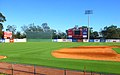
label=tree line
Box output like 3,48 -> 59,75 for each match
0,12 -> 120,39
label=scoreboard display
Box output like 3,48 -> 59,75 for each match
74,30 -> 80,35
67,27 -> 88,40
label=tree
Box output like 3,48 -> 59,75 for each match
21,23 -> 52,34
0,23 -> 3,30
51,29 -> 57,39
36,25 -> 43,32
21,23 -> 44,34
0,12 -> 6,22
0,12 -> 6,38
90,31 -> 99,39
21,33 -> 26,38
21,23 -> 54,39
15,31 -> 21,39
41,23 -> 50,32
14,31 -> 26,39
58,32 -> 67,39
0,23 -> 3,38
28,23 -> 37,32
6,25 -> 16,33
100,25 -> 120,39
6,25 -> 16,38
21,25 -> 29,34
0,25 -> 3,38
57,30 -> 67,39
21,23 -> 67,39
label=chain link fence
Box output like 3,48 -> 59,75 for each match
0,62 -> 119,75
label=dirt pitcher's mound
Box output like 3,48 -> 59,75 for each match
52,46 -> 120,62
0,56 -> 7,59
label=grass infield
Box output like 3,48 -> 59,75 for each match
0,42 -> 120,74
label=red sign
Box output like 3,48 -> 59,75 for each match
4,32 -> 12,39
10,39 -> 14,43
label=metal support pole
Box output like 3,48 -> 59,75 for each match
64,70 -> 66,75
12,64 -> 14,75
34,65 -> 36,75
88,15 -> 90,42
85,10 -> 93,42
84,66 -> 86,75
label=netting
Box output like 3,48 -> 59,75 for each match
26,31 -> 52,39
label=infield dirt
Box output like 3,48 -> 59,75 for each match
0,56 -> 7,59
52,46 -> 120,62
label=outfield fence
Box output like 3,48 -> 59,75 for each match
26,31 -> 52,39
0,62 -> 119,75
27,39 -> 52,42
1,39 -> 120,43
52,39 -> 120,42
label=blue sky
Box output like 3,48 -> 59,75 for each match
0,0 -> 120,32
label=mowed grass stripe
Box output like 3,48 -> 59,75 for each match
0,42 -> 120,74
113,48 -> 120,54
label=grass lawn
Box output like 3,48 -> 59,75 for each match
113,48 -> 120,54
0,42 -> 120,74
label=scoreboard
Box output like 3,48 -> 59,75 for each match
82,28 -> 88,38
66,27 -> 88,41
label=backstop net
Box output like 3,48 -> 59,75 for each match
26,31 -> 52,42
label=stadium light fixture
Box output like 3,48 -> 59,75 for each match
85,10 -> 93,42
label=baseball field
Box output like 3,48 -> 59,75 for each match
0,42 -> 120,74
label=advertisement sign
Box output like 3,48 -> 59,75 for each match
94,39 -> 100,42
4,32 -> 12,39
83,35 -> 87,38
83,32 -> 87,35
0,39 -> 5,43
89,39 -> 94,42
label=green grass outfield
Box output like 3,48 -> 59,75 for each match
0,42 -> 120,74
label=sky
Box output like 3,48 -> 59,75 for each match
0,0 -> 120,32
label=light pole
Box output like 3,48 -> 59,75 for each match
85,10 -> 93,42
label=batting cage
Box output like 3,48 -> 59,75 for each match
26,31 -> 52,42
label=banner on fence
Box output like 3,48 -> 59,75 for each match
94,39 -> 100,42
83,39 -> 88,42
0,39 -> 5,43
53,39 -> 72,42
106,39 -> 120,42
14,39 -> 27,42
